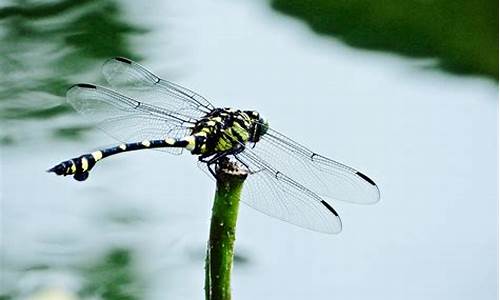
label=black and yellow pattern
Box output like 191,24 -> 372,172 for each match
48,57 -> 380,234
48,138 -> 189,180
190,108 -> 265,155
48,108 -> 267,181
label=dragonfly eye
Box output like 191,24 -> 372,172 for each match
251,117 -> 268,143
258,117 -> 268,136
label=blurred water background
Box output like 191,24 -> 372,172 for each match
0,0 -> 498,299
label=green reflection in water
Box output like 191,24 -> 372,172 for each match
271,0 -> 498,80
0,104 -> 72,119
0,0 -> 146,138
0,248 -> 144,300
0,135 -> 15,145
79,248 -> 143,300
52,125 -> 93,140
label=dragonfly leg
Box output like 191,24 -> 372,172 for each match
233,155 -> 250,172
200,152 -> 230,178
199,147 -> 247,178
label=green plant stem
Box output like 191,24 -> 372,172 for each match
205,163 -> 247,300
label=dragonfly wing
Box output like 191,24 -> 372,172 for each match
96,114 -> 190,155
66,84 -> 196,154
234,149 -> 342,234
102,57 -> 214,119
253,127 -> 380,204
197,160 -> 216,181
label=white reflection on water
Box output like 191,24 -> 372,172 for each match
1,0 -> 498,299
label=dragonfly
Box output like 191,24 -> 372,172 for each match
48,57 -> 380,234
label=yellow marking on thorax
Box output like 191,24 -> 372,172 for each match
91,151 -> 103,161
70,162 -> 76,173
206,120 -> 216,126
215,134 -> 234,151
240,113 -> 252,124
119,144 -> 127,150
141,140 -> 151,147
81,157 -> 89,171
181,136 -> 196,151
231,122 -> 250,142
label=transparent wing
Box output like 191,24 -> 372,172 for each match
66,83 -> 196,154
102,57 -> 214,120
252,127 -> 380,204
197,160 -> 215,181
234,148 -> 342,234
97,114 -> 190,155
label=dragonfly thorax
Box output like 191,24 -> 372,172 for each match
187,108 -> 267,155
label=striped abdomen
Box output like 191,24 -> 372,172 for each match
48,138 -> 190,181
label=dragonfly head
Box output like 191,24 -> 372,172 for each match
256,117 -> 269,137
245,110 -> 269,143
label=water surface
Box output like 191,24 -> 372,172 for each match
1,0 -> 497,299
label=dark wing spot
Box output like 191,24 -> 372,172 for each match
114,57 -> 132,64
74,83 -> 97,89
320,200 -> 339,216
356,171 -> 376,186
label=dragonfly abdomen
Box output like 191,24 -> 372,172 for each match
48,138 -> 191,181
